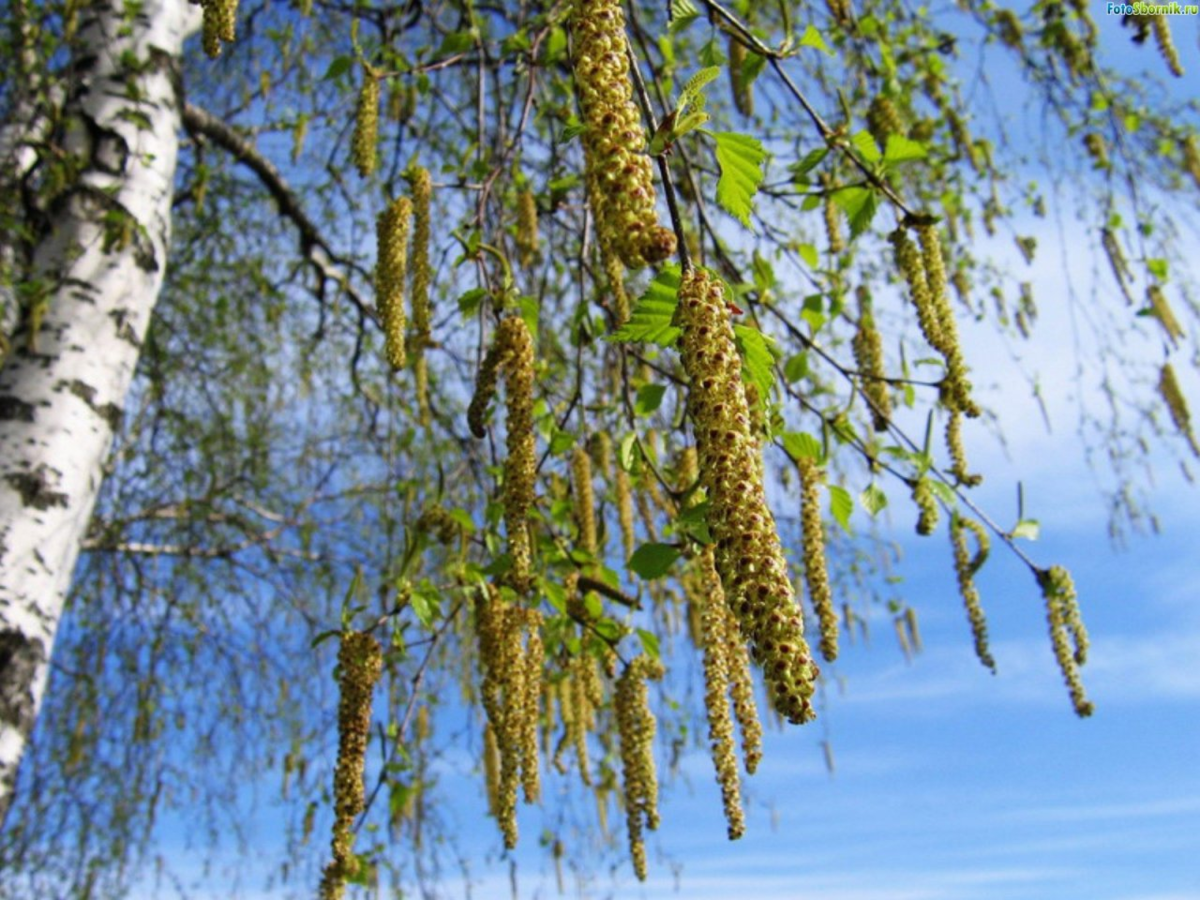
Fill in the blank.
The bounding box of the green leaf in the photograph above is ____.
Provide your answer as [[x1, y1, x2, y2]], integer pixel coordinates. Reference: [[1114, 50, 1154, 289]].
[[781, 431, 822, 463], [674, 501, 712, 544], [549, 430, 576, 455], [561, 117, 586, 142], [733, 324, 779, 403], [669, 0, 700, 30], [1147, 258, 1168, 281], [457, 287, 488, 318], [791, 146, 829, 180], [710, 131, 767, 226], [860, 483, 888, 516], [607, 265, 682, 346], [797, 243, 819, 269], [323, 55, 354, 80], [784, 353, 808, 383], [698, 36, 728, 67], [410, 586, 440, 628], [799, 24, 834, 56], [927, 480, 957, 506], [850, 129, 883, 163], [628, 542, 681, 580], [635, 384, 667, 416], [883, 134, 928, 164], [828, 484, 854, 533], [833, 185, 879, 238], [619, 433, 639, 472], [637, 628, 661, 659], [1011, 519, 1040, 541]]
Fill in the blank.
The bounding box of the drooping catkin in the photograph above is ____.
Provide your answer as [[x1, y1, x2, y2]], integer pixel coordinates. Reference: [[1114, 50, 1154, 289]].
[[319, 631, 384, 900], [867, 95, 904, 151], [852, 287, 890, 431], [483, 721, 501, 816], [571, 0, 676, 268], [677, 267, 818, 724], [1036, 565, 1094, 717], [216, 0, 237, 42], [1150, 15, 1184, 77], [467, 340, 503, 438], [1181, 135, 1200, 191], [798, 456, 838, 663], [591, 431, 613, 483], [516, 189, 539, 267], [499, 318, 536, 594], [376, 196, 412, 370], [1157, 363, 1200, 457], [1083, 132, 1109, 169], [615, 656, 664, 880], [604, 252, 631, 326], [352, 62, 380, 177], [950, 514, 995, 671], [1147, 284, 1184, 345], [912, 477, 939, 535], [946, 409, 982, 487], [822, 175, 844, 255], [727, 34, 754, 117], [679, 447, 756, 835], [475, 588, 543, 847], [201, 0, 222, 58], [410, 167, 433, 421], [615, 463, 635, 562], [572, 444, 598, 556], [916, 222, 977, 416]]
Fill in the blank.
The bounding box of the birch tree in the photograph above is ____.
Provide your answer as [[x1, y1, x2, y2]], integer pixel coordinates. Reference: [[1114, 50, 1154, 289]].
[[0, 0, 1197, 895]]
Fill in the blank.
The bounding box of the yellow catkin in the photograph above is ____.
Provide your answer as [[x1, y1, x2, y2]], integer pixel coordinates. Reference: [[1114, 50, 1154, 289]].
[[516, 189, 539, 267], [1037, 566, 1094, 717], [676, 268, 818, 723], [946, 410, 982, 487], [572, 445, 598, 556], [822, 175, 844, 255], [476, 588, 542, 846], [410, 167, 433, 424], [467, 339, 502, 438], [798, 456, 838, 663], [320, 631, 384, 900], [727, 35, 753, 117], [376, 196, 412, 371], [912, 476, 938, 536], [1181, 135, 1200, 191], [615, 463, 635, 562], [499, 318, 536, 594], [1100, 228, 1133, 298], [1083, 132, 1109, 169], [916, 222, 977, 416], [680, 447, 754, 836], [950, 514, 994, 671], [217, 0, 237, 43], [571, 0, 677, 269], [590, 431, 613, 483], [852, 287, 890, 432], [483, 721, 501, 817], [615, 656, 664, 880], [520, 609, 544, 803], [1158, 363, 1200, 457], [1147, 284, 1184, 345], [352, 62, 379, 178], [1150, 15, 1184, 77], [604, 251, 631, 326], [866, 95, 904, 151], [201, 0, 222, 58], [903, 606, 923, 654]]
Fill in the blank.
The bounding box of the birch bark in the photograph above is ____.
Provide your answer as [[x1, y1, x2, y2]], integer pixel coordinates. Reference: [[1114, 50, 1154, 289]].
[[0, 0, 198, 825]]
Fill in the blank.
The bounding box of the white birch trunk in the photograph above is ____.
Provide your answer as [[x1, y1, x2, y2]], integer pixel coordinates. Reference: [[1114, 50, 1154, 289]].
[[0, 0, 198, 826]]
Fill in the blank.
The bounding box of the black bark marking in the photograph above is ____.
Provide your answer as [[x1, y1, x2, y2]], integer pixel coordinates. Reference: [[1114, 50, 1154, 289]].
[[4, 467, 68, 510], [0, 397, 35, 423], [0, 630, 45, 736]]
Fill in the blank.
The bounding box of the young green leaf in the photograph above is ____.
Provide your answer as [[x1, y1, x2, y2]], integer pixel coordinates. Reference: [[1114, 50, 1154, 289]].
[[781, 431, 823, 463], [860, 483, 888, 516], [828, 484, 854, 533], [634, 384, 668, 416], [799, 24, 834, 56], [607, 265, 682, 346], [629, 542, 682, 580], [709, 131, 767, 226], [734, 324, 780, 404]]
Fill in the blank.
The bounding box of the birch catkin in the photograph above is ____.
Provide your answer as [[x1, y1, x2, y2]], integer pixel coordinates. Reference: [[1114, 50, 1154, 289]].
[[571, 0, 676, 268], [375, 196, 412, 370], [676, 267, 818, 723], [352, 63, 379, 177], [319, 632, 383, 900], [411, 167, 433, 425]]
